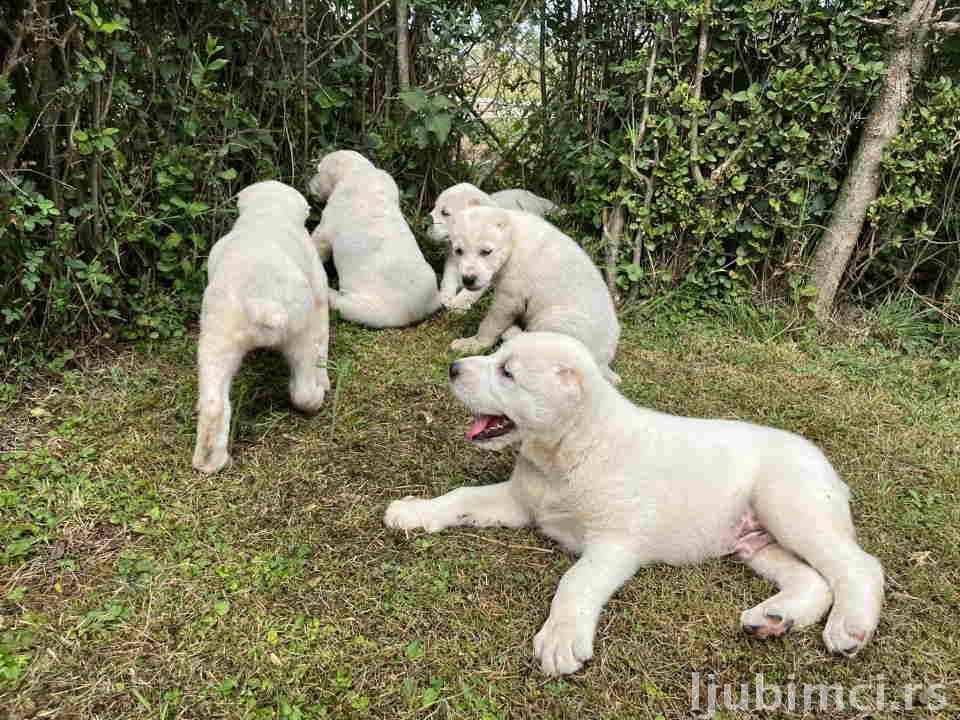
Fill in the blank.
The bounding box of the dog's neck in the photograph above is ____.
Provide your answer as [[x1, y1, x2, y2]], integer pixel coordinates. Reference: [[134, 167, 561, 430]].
[[520, 380, 619, 478]]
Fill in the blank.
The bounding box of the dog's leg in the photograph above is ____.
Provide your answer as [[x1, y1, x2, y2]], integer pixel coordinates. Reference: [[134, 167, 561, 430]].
[[451, 290, 522, 354], [534, 543, 641, 676], [284, 303, 329, 413], [439, 253, 487, 312], [384, 481, 531, 533], [740, 544, 833, 639], [329, 289, 411, 328], [441, 250, 484, 312], [752, 473, 884, 657], [192, 337, 244, 474]]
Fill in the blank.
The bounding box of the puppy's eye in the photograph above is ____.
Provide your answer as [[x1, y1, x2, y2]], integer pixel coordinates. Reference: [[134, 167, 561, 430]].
[[500, 364, 513, 380], [480, 248, 492, 257], [441, 209, 450, 217], [454, 247, 463, 256]]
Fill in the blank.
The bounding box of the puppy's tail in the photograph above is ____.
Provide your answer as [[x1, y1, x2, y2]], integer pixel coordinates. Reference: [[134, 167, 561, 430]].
[[244, 298, 288, 345]]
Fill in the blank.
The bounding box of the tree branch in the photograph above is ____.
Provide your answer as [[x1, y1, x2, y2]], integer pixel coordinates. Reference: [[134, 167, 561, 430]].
[[689, 0, 710, 186], [932, 20, 960, 31]]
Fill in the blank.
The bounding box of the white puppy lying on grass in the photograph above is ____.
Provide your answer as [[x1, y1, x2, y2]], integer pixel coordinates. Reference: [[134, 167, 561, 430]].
[[308, 150, 440, 328], [193, 181, 329, 475], [428, 183, 556, 312], [447, 205, 621, 384], [385, 332, 885, 676]]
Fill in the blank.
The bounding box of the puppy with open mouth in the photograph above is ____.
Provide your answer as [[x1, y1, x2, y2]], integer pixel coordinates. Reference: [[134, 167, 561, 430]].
[[385, 332, 884, 676]]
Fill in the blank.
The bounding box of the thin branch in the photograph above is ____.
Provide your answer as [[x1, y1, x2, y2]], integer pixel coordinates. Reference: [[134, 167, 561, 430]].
[[304, 0, 390, 71], [689, 0, 710, 186], [932, 20, 960, 31]]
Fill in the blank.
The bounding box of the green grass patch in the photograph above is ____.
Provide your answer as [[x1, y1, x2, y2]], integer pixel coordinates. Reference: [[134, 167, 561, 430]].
[[1, 310, 958, 718]]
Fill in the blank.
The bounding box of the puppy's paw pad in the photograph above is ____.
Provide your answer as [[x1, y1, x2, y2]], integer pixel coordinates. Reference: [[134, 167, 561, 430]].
[[741, 607, 794, 639], [823, 615, 874, 657], [533, 617, 594, 677]]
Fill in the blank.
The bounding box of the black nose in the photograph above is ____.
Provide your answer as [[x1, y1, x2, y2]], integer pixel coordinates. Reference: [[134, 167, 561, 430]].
[[462, 275, 477, 290], [449, 361, 462, 380]]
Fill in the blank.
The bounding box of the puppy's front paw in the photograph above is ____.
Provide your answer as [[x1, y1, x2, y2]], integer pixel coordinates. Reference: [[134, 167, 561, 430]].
[[533, 615, 594, 676], [384, 497, 448, 533], [451, 336, 486, 354], [444, 293, 476, 313]]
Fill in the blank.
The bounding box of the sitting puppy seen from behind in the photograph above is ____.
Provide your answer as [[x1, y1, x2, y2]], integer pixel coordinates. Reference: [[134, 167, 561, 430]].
[[385, 332, 885, 676], [448, 206, 621, 384], [428, 183, 556, 312], [192, 181, 329, 475], [308, 150, 440, 328]]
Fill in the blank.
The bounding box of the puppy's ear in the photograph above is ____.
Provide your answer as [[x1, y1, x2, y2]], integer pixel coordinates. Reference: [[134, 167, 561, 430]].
[[555, 365, 584, 400]]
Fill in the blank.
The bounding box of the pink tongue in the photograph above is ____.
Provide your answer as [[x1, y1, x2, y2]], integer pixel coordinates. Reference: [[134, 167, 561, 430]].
[[466, 415, 495, 440]]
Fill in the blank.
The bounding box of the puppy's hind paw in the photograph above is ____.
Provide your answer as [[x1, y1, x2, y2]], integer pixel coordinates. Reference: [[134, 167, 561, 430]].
[[192, 450, 230, 475], [823, 612, 875, 658], [741, 606, 795, 639]]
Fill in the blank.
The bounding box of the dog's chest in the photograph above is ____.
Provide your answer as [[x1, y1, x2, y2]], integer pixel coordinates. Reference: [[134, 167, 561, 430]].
[[513, 462, 589, 555]]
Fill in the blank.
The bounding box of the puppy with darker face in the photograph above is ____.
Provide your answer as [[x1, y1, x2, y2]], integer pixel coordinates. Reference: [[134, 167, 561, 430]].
[[447, 207, 621, 384], [428, 183, 557, 312], [385, 332, 884, 676]]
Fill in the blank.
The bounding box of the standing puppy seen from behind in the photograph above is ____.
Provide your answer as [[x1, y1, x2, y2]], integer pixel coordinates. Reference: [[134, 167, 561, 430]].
[[192, 181, 330, 475], [386, 332, 884, 677]]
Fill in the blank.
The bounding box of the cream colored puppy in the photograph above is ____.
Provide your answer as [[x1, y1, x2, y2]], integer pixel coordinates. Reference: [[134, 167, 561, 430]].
[[385, 332, 884, 676], [308, 150, 440, 328], [193, 181, 329, 475], [428, 183, 556, 312], [490, 188, 556, 215], [448, 206, 621, 384]]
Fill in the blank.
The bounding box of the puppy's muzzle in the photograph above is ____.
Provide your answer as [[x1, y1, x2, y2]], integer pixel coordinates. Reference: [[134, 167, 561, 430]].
[[461, 275, 478, 290]]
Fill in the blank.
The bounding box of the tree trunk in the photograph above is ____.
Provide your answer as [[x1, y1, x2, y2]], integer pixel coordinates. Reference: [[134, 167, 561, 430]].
[[395, 0, 410, 92], [809, 0, 941, 319], [602, 204, 625, 300]]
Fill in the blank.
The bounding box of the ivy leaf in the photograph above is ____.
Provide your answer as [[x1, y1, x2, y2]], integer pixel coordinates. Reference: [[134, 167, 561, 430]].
[[399, 88, 429, 113], [426, 113, 452, 144]]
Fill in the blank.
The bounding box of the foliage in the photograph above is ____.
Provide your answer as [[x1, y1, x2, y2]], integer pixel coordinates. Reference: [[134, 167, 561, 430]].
[[1, 0, 958, 364]]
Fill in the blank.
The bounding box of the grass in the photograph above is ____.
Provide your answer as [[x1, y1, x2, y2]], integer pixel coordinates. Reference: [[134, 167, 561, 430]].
[[1, 308, 958, 719]]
